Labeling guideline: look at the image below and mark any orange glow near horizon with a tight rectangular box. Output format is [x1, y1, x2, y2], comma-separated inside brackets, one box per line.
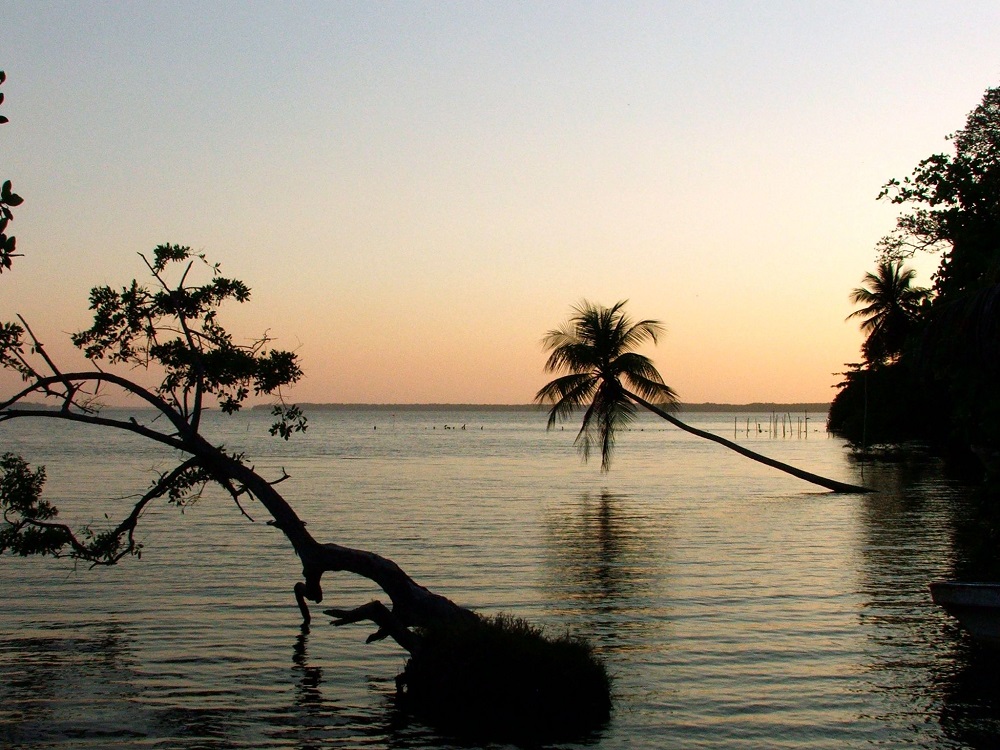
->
[2, 4, 991, 406]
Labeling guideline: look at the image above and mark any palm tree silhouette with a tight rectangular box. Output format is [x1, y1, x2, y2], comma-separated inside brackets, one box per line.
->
[847, 260, 929, 364]
[536, 300, 870, 493]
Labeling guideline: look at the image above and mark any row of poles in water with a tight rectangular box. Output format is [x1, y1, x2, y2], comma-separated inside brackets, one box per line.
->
[735, 412, 814, 439]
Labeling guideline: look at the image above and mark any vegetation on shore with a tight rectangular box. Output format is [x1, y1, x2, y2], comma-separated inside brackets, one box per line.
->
[830, 84, 1000, 482]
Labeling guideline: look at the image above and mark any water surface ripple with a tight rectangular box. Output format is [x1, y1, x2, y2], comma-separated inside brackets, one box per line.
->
[1, 409, 996, 748]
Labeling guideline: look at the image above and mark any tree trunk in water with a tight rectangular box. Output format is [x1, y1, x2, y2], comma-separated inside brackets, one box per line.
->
[199, 437, 612, 743]
[626, 392, 873, 494]
[196, 436, 477, 651]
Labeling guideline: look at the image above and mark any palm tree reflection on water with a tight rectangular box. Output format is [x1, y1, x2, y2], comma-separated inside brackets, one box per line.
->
[542, 492, 669, 648]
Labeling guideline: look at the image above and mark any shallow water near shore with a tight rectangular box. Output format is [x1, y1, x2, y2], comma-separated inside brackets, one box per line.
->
[2, 407, 999, 748]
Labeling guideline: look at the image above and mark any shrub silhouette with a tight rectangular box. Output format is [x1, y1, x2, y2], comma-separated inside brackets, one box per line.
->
[397, 613, 612, 743]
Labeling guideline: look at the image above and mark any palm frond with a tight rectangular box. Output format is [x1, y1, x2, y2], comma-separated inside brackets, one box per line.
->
[847, 260, 930, 363]
[540, 327, 579, 355]
[618, 318, 663, 351]
[543, 342, 597, 374]
[617, 353, 679, 407]
[574, 380, 637, 471]
[535, 373, 598, 429]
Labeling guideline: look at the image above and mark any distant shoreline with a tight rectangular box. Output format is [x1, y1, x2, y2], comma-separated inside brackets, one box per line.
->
[253, 402, 830, 414]
[13, 401, 830, 415]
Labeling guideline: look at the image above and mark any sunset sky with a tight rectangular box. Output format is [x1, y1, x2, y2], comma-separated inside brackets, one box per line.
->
[2, 2, 998, 405]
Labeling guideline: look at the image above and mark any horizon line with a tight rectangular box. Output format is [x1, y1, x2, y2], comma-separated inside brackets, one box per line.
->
[253, 401, 831, 413]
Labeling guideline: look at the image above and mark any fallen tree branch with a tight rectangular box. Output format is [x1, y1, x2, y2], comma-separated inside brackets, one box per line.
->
[325, 600, 424, 653]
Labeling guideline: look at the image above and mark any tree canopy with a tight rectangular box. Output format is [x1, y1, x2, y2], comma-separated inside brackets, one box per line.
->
[877, 85, 1000, 300]
[1, 245, 306, 563]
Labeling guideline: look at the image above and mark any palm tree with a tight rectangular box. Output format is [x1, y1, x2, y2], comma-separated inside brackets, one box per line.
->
[536, 300, 870, 493]
[535, 300, 677, 471]
[847, 260, 929, 364]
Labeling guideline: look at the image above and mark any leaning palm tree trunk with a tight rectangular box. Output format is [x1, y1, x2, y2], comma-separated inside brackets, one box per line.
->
[539, 300, 873, 494]
[626, 391, 872, 494]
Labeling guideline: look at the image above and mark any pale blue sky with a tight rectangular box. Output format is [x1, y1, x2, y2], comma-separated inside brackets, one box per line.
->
[2, 1, 998, 403]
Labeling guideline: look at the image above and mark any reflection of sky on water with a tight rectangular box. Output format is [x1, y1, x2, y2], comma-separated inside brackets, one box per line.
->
[5, 410, 1000, 747]
[0, 622, 144, 745]
[0, 621, 448, 749]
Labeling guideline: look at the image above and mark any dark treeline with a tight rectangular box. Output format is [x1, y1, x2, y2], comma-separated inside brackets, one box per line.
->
[829, 83, 1000, 481]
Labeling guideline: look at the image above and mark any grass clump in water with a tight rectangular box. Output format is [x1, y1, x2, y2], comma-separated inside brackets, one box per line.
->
[397, 613, 612, 744]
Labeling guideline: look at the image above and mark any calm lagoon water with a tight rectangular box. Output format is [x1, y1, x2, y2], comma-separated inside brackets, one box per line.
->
[1, 407, 998, 749]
